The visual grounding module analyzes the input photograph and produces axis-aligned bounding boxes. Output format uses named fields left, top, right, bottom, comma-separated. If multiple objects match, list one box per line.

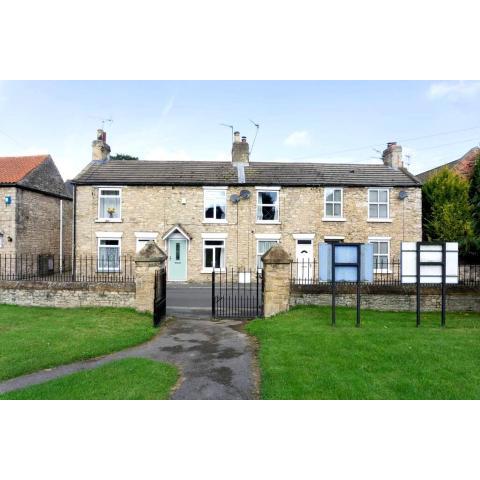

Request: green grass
left=0, top=358, right=179, bottom=400
left=0, top=305, right=157, bottom=381
left=246, top=305, right=480, bottom=399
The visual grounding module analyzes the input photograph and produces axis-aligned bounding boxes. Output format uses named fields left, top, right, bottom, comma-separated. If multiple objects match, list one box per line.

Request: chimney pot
left=382, top=142, right=403, bottom=169
left=92, top=128, right=111, bottom=163
left=232, top=132, right=249, bottom=163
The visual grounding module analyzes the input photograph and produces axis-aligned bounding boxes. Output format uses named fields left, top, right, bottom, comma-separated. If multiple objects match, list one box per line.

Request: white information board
left=401, top=242, right=458, bottom=284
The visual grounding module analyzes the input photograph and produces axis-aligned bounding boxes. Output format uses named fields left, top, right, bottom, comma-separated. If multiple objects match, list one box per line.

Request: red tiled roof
left=0, top=155, right=49, bottom=184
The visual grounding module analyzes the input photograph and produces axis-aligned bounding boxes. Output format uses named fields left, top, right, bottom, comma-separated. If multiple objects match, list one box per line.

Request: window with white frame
left=256, top=190, right=279, bottom=222
left=0, top=233, right=4, bottom=248
left=98, top=188, right=121, bottom=220
left=203, top=239, right=225, bottom=270
left=135, top=234, right=157, bottom=253
left=97, top=238, right=121, bottom=272
left=204, top=189, right=227, bottom=222
left=369, top=238, right=390, bottom=272
left=324, top=188, right=343, bottom=218
left=257, top=239, right=280, bottom=269
left=368, top=188, right=389, bottom=219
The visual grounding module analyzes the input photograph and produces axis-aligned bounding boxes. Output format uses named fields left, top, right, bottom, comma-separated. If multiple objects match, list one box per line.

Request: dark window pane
left=205, top=248, right=213, bottom=268
left=205, top=240, right=223, bottom=246
left=260, top=191, right=277, bottom=204
left=205, top=206, right=214, bottom=218
left=215, top=248, right=222, bottom=268
left=175, top=243, right=180, bottom=261
left=262, top=206, right=276, bottom=220
left=216, top=205, right=225, bottom=219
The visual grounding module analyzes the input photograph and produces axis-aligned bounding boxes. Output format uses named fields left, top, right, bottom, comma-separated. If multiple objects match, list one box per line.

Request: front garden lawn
left=246, top=306, right=480, bottom=399
left=0, top=305, right=156, bottom=381
left=0, top=358, right=178, bottom=400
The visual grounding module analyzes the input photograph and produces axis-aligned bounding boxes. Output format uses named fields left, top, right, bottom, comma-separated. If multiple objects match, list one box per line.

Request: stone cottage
left=0, top=154, right=72, bottom=273
left=72, top=130, right=422, bottom=282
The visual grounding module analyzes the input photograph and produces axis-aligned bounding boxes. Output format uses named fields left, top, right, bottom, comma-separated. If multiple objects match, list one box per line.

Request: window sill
left=97, top=270, right=121, bottom=273
left=367, top=218, right=392, bottom=223
left=201, top=268, right=226, bottom=274
left=95, top=218, right=123, bottom=223
left=202, top=220, right=228, bottom=224
left=256, top=220, right=281, bottom=225
left=322, top=217, right=346, bottom=222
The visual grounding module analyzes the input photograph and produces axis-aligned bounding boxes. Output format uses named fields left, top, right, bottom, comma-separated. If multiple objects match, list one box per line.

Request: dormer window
left=98, top=188, right=121, bottom=222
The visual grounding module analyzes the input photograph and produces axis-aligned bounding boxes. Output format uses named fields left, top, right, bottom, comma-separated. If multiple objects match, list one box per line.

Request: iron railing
left=212, top=268, right=263, bottom=318
left=0, top=253, right=135, bottom=283
left=291, top=259, right=480, bottom=286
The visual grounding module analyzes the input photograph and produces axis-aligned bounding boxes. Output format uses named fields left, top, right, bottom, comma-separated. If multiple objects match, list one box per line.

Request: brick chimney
left=232, top=131, right=249, bottom=163
left=92, top=129, right=111, bottom=163
left=382, top=142, right=403, bottom=169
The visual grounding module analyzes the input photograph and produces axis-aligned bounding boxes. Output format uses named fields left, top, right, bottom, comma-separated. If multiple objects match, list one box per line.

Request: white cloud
left=284, top=130, right=311, bottom=147
left=427, top=81, right=480, bottom=101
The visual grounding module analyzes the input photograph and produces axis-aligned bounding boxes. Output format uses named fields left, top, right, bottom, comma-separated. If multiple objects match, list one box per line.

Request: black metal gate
left=153, top=267, right=167, bottom=326
left=212, top=268, right=263, bottom=319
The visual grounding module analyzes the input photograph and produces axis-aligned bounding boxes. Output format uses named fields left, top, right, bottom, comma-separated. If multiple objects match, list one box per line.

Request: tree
left=422, top=167, right=474, bottom=253
left=110, top=153, right=139, bottom=160
left=468, top=152, right=480, bottom=235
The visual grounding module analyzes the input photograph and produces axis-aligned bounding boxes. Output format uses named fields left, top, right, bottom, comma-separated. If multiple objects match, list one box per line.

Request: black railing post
left=441, top=242, right=446, bottom=327
left=416, top=242, right=421, bottom=327
left=212, top=268, right=216, bottom=318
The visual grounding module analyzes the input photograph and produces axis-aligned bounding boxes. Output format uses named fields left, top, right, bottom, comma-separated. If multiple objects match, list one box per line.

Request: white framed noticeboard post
left=401, top=242, right=459, bottom=284
left=401, top=241, right=458, bottom=327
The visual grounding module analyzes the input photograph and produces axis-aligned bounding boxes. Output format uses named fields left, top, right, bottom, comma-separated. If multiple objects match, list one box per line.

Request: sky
left=1, top=80, right=480, bottom=180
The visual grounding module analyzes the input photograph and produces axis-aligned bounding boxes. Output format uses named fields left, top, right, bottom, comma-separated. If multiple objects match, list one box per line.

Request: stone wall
left=0, top=280, right=135, bottom=308
left=75, top=184, right=421, bottom=282
left=290, top=285, right=480, bottom=312
left=15, top=189, right=73, bottom=257
left=0, top=187, right=17, bottom=254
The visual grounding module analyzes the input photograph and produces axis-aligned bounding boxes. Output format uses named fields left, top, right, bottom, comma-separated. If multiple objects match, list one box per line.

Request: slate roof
left=0, top=155, right=72, bottom=199
left=73, top=160, right=421, bottom=187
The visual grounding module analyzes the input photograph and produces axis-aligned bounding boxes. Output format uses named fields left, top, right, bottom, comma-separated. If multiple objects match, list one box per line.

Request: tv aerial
left=220, top=123, right=234, bottom=143
left=249, top=119, right=260, bottom=155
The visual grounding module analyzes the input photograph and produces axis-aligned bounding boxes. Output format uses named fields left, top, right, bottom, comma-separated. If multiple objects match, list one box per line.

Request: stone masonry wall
left=0, top=280, right=135, bottom=308
left=75, top=184, right=422, bottom=282
left=15, top=189, right=73, bottom=256
left=0, top=187, right=17, bottom=255
left=291, top=288, right=480, bottom=312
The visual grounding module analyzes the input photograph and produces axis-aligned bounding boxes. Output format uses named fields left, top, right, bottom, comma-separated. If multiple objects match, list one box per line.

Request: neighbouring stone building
left=0, top=155, right=73, bottom=268
left=72, top=130, right=422, bottom=282
left=416, top=146, right=480, bottom=182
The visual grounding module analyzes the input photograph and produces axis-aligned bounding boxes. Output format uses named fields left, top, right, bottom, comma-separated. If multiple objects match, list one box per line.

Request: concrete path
left=0, top=317, right=258, bottom=400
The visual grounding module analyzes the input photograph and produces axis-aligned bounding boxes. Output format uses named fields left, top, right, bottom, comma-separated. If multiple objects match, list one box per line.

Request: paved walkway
left=0, top=317, right=258, bottom=400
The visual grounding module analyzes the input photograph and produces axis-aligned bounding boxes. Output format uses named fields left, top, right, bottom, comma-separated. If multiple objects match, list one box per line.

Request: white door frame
left=167, top=237, right=188, bottom=281
left=294, top=234, right=314, bottom=282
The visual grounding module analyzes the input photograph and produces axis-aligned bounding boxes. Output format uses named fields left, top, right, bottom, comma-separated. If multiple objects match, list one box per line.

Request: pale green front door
left=168, top=239, right=187, bottom=281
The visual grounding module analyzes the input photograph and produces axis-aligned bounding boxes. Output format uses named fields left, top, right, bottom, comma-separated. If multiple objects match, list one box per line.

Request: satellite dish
left=239, top=189, right=251, bottom=200
left=230, top=194, right=240, bottom=203
left=398, top=190, right=408, bottom=200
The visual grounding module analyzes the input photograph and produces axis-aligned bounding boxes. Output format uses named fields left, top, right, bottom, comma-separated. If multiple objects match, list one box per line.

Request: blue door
left=168, top=239, right=187, bottom=281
